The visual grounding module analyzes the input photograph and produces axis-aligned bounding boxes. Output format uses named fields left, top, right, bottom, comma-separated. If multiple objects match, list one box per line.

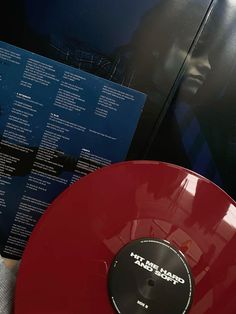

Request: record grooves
left=14, top=161, right=236, bottom=313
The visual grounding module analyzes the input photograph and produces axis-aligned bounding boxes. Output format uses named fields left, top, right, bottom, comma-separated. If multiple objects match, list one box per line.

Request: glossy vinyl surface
left=14, top=161, right=236, bottom=313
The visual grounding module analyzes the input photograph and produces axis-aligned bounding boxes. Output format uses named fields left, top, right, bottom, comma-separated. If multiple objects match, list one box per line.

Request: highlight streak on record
left=14, top=161, right=236, bottom=313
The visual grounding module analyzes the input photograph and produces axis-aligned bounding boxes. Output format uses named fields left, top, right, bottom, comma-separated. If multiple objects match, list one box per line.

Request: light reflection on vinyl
left=14, top=161, right=236, bottom=313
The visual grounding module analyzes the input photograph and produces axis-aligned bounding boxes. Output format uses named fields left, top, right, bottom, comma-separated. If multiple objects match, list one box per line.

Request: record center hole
left=148, top=279, right=156, bottom=287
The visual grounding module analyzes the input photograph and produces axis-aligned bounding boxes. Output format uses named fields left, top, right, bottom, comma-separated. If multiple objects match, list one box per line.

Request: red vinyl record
left=14, top=161, right=236, bottom=313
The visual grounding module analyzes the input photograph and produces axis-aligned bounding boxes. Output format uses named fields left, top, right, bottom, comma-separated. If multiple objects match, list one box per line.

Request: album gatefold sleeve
left=0, top=41, right=146, bottom=259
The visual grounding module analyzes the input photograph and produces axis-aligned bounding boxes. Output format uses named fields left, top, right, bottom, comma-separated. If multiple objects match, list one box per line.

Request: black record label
left=108, top=238, right=194, bottom=314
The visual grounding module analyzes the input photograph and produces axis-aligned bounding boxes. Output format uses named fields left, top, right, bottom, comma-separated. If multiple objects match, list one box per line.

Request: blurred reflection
left=182, top=49, right=211, bottom=98
left=152, top=41, right=211, bottom=100
left=181, top=173, right=199, bottom=196
left=148, top=0, right=236, bottom=199
left=193, top=233, right=236, bottom=312
left=127, top=2, right=205, bottom=97
left=223, top=204, right=236, bottom=229
left=185, top=182, right=230, bottom=233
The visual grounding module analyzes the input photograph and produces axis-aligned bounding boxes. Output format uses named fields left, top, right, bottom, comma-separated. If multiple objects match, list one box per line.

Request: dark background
left=1, top=0, right=235, bottom=199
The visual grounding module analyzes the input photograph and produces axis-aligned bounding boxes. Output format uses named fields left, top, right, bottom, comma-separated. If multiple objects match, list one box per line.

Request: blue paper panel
left=0, top=41, right=146, bottom=258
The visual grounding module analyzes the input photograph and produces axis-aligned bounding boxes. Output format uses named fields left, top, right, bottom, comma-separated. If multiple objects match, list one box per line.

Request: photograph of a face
left=148, top=0, right=236, bottom=199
